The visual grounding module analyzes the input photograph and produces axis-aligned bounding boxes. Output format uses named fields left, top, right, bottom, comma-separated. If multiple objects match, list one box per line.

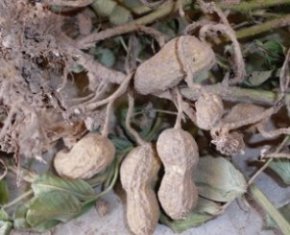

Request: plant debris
left=2, top=0, right=290, bottom=235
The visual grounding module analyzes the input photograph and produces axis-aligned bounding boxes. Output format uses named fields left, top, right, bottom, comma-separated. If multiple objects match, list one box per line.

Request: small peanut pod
left=54, top=133, right=115, bottom=179
left=134, top=36, right=216, bottom=95
left=195, top=93, right=224, bottom=130
left=120, top=143, right=160, bottom=235
left=157, top=128, right=199, bottom=220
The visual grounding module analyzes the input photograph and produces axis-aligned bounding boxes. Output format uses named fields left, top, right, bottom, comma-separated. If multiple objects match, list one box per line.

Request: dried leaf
left=194, top=156, right=247, bottom=202
left=268, top=159, right=290, bottom=185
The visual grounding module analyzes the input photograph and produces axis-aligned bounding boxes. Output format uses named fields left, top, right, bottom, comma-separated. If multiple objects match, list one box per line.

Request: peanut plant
left=1, top=0, right=290, bottom=235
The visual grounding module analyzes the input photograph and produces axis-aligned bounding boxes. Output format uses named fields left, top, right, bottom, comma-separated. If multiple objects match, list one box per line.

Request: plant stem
left=2, top=190, right=33, bottom=209
left=249, top=184, right=290, bottom=235
left=236, top=14, right=290, bottom=39
left=180, top=85, right=279, bottom=105
left=248, top=136, right=289, bottom=185
left=219, top=0, right=290, bottom=13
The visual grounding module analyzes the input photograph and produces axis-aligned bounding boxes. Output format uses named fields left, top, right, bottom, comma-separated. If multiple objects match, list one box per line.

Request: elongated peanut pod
left=134, top=35, right=215, bottom=95
left=157, top=128, right=199, bottom=220
left=120, top=95, right=160, bottom=235
left=120, top=144, right=160, bottom=235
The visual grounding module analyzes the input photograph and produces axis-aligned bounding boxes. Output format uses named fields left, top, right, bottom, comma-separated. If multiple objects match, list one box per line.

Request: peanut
left=156, top=128, right=199, bottom=220
left=195, top=93, right=224, bottom=130
left=120, top=143, right=160, bottom=235
left=54, top=133, right=115, bottom=179
left=134, top=36, right=216, bottom=95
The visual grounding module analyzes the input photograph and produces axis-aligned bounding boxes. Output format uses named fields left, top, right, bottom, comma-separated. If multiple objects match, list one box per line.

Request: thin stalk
left=180, top=85, right=279, bottom=105
left=236, top=14, right=290, bottom=39
left=2, top=190, right=33, bottom=209
left=219, top=0, right=290, bottom=13
left=249, top=184, right=290, bottom=235
left=248, top=136, right=289, bottom=185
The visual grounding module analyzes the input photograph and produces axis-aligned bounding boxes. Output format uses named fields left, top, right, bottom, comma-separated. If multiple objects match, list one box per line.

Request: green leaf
left=0, top=221, right=12, bottom=235
left=0, top=181, right=9, bottom=205
left=268, top=159, right=290, bottom=185
left=0, top=209, right=8, bottom=221
left=195, top=156, right=247, bottom=202
left=160, top=212, right=212, bottom=233
left=92, top=0, right=117, bottom=16
left=26, top=190, right=82, bottom=228
left=13, top=205, right=30, bottom=229
left=70, top=64, right=85, bottom=73
left=246, top=70, right=273, bottom=87
left=94, top=48, right=116, bottom=68
left=260, top=40, right=284, bottom=66
left=92, top=0, right=132, bottom=25
left=31, top=174, right=95, bottom=201
left=110, top=6, right=132, bottom=25
left=160, top=197, right=223, bottom=233
left=195, top=198, right=222, bottom=215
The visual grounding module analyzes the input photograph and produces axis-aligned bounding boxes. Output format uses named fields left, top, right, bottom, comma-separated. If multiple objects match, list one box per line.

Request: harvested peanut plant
left=2, top=0, right=290, bottom=235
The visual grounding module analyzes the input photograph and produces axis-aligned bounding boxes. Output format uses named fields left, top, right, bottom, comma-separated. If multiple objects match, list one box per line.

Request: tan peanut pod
left=156, top=128, right=199, bottom=220
left=134, top=36, right=216, bottom=95
left=54, top=133, right=115, bottom=179
left=120, top=143, right=160, bottom=235
left=196, top=93, right=224, bottom=130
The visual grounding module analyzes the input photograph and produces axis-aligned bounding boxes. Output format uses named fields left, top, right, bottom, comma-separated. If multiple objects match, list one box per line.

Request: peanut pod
left=195, top=93, right=224, bottom=130
left=157, top=128, right=199, bottom=220
left=134, top=36, right=216, bottom=95
left=54, top=133, right=115, bottom=179
left=120, top=143, right=160, bottom=235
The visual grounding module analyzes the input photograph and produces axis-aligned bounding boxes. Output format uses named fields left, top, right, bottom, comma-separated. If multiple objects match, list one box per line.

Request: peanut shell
left=134, top=36, right=216, bottom=95
left=120, top=143, right=160, bottom=235
left=196, top=93, right=224, bottom=130
left=157, top=128, right=199, bottom=220
left=54, top=133, right=115, bottom=179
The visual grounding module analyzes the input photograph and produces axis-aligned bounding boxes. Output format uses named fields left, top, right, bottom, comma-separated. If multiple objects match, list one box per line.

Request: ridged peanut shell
left=134, top=36, right=216, bottom=95
left=196, top=93, right=224, bottom=130
left=120, top=143, right=160, bottom=235
left=157, top=128, right=199, bottom=220
left=156, top=128, right=199, bottom=168
left=54, top=133, right=115, bottom=179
